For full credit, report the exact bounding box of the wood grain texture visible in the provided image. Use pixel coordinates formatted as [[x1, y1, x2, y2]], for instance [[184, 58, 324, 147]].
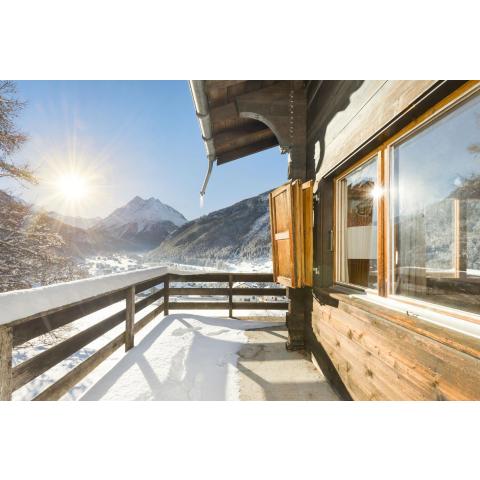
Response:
[[164, 277, 169, 316], [169, 302, 288, 311], [168, 272, 273, 283], [269, 181, 312, 289], [232, 302, 288, 310], [269, 182, 299, 288], [168, 287, 286, 296], [292, 180, 304, 287], [317, 81, 437, 179], [302, 180, 314, 286], [311, 297, 480, 400], [0, 327, 13, 400], [228, 274, 233, 318], [125, 286, 135, 351]]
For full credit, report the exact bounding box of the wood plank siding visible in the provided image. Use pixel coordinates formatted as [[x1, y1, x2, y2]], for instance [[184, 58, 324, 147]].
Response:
[[311, 296, 480, 400], [306, 80, 479, 400], [191, 80, 478, 400]]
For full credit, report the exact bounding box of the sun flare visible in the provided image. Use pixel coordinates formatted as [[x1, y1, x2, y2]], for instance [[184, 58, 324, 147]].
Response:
[[55, 173, 89, 201]]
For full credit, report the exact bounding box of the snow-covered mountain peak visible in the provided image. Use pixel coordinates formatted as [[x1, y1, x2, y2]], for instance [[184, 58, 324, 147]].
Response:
[[95, 196, 187, 230]]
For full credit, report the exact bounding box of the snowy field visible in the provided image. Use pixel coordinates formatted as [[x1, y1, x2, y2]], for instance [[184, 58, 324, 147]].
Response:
[[83, 254, 147, 277], [82, 255, 272, 278]]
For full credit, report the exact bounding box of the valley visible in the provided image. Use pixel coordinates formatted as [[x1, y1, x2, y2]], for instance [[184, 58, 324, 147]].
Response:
[[0, 189, 273, 291]]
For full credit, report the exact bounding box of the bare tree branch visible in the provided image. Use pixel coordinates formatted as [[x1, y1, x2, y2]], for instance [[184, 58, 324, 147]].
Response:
[[0, 80, 35, 183]]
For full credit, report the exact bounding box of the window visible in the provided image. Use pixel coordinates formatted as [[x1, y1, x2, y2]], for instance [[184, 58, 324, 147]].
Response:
[[334, 82, 480, 318], [390, 90, 480, 314], [335, 156, 379, 290]]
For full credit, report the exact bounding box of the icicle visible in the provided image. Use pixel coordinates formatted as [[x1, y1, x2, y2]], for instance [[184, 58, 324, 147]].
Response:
[[200, 193, 205, 209]]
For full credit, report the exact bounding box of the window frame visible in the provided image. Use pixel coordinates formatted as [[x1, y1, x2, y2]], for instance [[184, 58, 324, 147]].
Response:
[[333, 80, 480, 322], [333, 151, 382, 294]]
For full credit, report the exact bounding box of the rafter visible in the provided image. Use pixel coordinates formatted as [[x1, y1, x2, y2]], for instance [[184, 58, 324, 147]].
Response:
[[216, 136, 279, 165], [215, 127, 277, 156]]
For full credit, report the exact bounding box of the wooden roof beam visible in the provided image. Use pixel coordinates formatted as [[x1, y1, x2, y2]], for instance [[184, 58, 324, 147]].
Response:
[[208, 82, 293, 124], [209, 101, 239, 124], [204, 80, 247, 90], [216, 137, 279, 165], [215, 128, 277, 155]]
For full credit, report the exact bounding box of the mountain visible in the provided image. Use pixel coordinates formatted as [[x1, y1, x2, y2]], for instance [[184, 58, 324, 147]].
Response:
[[147, 191, 271, 267], [47, 212, 102, 229], [2, 191, 135, 258], [91, 196, 187, 250], [49, 219, 134, 257]]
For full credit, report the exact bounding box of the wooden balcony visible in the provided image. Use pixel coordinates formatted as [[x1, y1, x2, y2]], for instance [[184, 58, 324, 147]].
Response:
[[0, 268, 338, 401]]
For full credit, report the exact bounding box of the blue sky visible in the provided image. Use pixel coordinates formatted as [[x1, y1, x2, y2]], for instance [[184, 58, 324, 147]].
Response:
[[2, 81, 287, 220]]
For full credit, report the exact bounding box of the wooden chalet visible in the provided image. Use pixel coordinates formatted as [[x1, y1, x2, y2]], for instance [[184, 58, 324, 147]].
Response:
[[1, 80, 479, 401], [190, 80, 480, 400]]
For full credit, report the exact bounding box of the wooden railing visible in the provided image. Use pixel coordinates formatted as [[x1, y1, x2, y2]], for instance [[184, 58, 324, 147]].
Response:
[[0, 270, 287, 401]]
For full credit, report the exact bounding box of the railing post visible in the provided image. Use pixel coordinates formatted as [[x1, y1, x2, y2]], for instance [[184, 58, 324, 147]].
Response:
[[0, 326, 13, 401], [228, 274, 233, 318], [125, 286, 135, 351], [164, 275, 169, 316]]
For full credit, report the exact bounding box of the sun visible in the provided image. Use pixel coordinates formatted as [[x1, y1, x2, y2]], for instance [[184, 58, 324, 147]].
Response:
[[55, 173, 89, 201]]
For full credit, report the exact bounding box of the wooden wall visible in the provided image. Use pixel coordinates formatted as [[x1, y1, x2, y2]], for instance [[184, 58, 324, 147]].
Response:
[[311, 296, 480, 400], [307, 80, 435, 180], [304, 80, 479, 400]]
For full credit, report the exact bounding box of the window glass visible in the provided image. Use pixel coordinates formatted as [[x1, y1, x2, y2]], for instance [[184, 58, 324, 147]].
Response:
[[391, 92, 480, 314], [337, 157, 378, 289]]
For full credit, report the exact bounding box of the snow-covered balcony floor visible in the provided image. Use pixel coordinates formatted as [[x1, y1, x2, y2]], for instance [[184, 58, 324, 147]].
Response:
[[74, 313, 339, 401]]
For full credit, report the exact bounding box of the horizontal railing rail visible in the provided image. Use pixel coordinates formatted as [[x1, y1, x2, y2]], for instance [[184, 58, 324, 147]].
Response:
[[0, 269, 287, 401]]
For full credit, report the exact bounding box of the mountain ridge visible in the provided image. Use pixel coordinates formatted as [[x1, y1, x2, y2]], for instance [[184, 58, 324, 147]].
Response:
[[147, 191, 272, 267], [90, 195, 187, 250]]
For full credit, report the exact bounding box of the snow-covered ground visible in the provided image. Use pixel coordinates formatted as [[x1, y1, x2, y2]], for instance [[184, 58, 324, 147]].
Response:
[[13, 308, 282, 401], [8, 261, 283, 400], [82, 255, 272, 278], [146, 259, 272, 273], [79, 314, 279, 401], [84, 254, 147, 277]]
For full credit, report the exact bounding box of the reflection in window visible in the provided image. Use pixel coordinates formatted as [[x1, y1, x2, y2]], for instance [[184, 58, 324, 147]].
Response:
[[337, 157, 378, 289], [391, 91, 480, 314]]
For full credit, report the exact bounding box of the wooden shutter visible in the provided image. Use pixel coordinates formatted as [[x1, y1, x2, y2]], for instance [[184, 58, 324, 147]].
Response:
[[301, 180, 314, 287], [269, 180, 313, 288]]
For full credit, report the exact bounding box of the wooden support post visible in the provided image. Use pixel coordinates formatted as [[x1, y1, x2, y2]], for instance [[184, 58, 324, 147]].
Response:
[[228, 274, 233, 318], [0, 326, 13, 401], [125, 286, 135, 351], [164, 276, 169, 316], [286, 287, 308, 350], [285, 83, 308, 350]]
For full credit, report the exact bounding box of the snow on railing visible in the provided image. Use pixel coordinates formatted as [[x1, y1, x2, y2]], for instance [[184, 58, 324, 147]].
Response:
[[0, 266, 169, 326], [0, 268, 287, 401]]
